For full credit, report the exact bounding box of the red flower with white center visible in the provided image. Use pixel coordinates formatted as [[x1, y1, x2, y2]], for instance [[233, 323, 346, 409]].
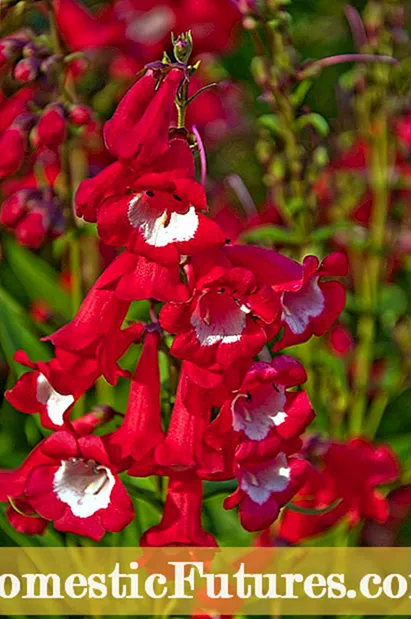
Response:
[[97, 137, 225, 265], [21, 432, 133, 541], [6, 254, 148, 430], [224, 245, 347, 350], [0, 411, 116, 536], [224, 453, 310, 531], [160, 254, 281, 370], [208, 355, 314, 447], [279, 438, 399, 543], [140, 471, 216, 547]]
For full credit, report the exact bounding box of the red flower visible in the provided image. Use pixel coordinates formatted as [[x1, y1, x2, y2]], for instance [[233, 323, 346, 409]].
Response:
[[6, 255, 146, 429], [109, 329, 165, 475], [279, 438, 399, 543], [160, 250, 281, 370], [75, 160, 132, 223], [224, 245, 347, 350], [97, 138, 225, 265], [23, 432, 134, 541], [0, 410, 116, 536], [154, 363, 230, 479], [224, 453, 310, 532], [140, 471, 216, 546], [104, 68, 182, 168], [208, 356, 314, 446]]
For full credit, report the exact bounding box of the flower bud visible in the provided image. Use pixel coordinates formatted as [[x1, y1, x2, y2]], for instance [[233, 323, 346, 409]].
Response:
[[172, 31, 193, 65], [68, 104, 92, 126], [0, 189, 36, 226], [37, 104, 67, 147], [13, 57, 40, 82], [0, 126, 26, 178], [15, 210, 48, 248]]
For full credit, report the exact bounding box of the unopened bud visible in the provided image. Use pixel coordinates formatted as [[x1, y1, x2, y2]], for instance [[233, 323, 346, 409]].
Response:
[[13, 56, 40, 82], [68, 104, 92, 126], [172, 31, 193, 64]]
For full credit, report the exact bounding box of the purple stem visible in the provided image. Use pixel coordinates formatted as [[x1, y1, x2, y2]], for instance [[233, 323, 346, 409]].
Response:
[[226, 174, 258, 219], [298, 53, 398, 79], [192, 125, 207, 187], [344, 4, 368, 51]]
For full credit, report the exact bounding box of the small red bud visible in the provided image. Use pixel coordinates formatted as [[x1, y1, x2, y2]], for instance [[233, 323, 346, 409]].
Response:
[[37, 104, 67, 147], [68, 104, 92, 126]]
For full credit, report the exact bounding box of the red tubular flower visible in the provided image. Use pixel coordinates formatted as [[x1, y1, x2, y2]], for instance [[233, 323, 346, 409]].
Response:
[[224, 453, 310, 532], [160, 250, 281, 370], [208, 356, 314, 449], [75, 160, 132, 223], [279, 438, 399, 543], [37, 104, 67, 148], [99, 249, 190, 303], [97, 138, 225, 265], [104, 69, 183, 168], [21, 432, 134, 541], [140, 471, 216, 546], [153, 363, 232, 480], [6, 256, 146, 429], [109, 329, 164, 475], [155, 364, 208, 471], [224, 245, 347, 350]]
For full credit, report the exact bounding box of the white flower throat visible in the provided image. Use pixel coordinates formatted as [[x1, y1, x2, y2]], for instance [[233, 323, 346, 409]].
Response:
[[53, 458, 115, 518]]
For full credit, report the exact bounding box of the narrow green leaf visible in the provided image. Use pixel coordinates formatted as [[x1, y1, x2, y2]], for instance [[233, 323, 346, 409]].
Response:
[[0, 286, 50, 374], [241, 225, 300, 245], [4, 238, 72, 321]]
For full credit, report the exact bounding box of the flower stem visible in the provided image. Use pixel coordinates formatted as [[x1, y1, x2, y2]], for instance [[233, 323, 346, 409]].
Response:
[[350, 111, 389, 435]]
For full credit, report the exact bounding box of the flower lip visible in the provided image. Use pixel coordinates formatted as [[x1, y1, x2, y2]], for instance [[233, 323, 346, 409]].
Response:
[[232, 385, 288, 441], [53, 457, 115, 518], [240, 453, 291, 505]]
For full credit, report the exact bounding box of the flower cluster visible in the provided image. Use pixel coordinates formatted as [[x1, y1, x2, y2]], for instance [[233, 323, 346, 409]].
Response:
[[0, 35, 399, 547]]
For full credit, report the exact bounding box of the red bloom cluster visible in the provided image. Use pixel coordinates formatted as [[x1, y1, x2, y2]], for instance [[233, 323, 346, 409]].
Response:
[[2, 48, 398, 546]]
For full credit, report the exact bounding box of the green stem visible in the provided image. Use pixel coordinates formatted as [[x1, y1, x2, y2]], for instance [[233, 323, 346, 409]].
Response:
[[350, 111, 389, 435]]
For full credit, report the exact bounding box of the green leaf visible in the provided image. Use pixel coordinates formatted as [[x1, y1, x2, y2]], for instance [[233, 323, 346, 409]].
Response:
[[0, 286, 51, 375], [378, 284, 408, 325], [310, 222, 350, 242], [4, 238, 72, 321], [241, 225, 300, 245], [377, 389, 411, 439]]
